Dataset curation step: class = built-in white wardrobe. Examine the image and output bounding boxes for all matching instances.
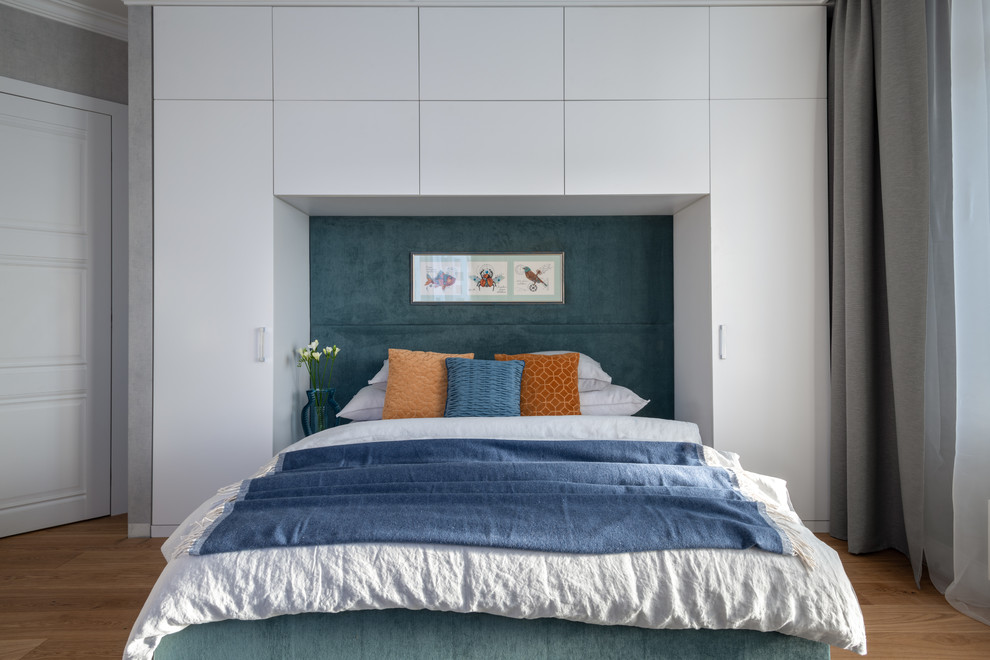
[143,1,828,534]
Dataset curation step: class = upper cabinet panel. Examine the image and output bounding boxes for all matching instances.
[154,7,272,100]
[565,101,709,196]
[565,8,708,100]
[420,8,563,100]
[421,101,563,195]
[274,101,419,196]
[274,8,418,100]
[710,7,826,99]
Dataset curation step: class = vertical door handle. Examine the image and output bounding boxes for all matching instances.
[258,327,272,363]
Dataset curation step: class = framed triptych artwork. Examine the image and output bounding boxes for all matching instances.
[410,252,564,304]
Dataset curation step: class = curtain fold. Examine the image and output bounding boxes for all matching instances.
[922,0,956,594]
[828,0,930,582]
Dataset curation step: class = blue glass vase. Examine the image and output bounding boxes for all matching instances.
[301,388,340,436]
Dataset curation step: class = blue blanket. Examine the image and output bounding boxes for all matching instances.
[190,439,791,558]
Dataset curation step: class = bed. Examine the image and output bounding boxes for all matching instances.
[125,414,866,659]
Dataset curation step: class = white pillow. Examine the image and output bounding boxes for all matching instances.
[369,351,612,393]
[368,360,389,391]
[580,384,649,416]
[337,385,385,421]
[532,351,612,392]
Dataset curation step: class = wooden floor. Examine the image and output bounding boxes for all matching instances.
[0,515,166,660]
[1,516,988,659]
[818,534,990,659]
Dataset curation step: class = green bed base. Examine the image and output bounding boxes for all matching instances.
[154,609,829,659]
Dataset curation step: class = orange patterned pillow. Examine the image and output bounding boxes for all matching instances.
[494,352,581,416]
[382,349,474,419]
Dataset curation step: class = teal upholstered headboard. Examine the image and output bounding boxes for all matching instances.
[310,215,673,419]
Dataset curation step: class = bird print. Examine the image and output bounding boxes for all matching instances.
[522,266,548,288]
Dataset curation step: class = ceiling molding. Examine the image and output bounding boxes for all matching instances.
[3,0,128,41]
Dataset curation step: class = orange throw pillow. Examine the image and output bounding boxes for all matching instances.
[382,349,474,419]
[494,352,581,416]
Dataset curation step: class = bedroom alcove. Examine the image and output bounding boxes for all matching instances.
[134,2,828,538]
[282,195,707,445]
[274,191,726,451]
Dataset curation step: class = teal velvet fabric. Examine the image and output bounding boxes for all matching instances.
[309,216,674,419]
[154,610,830,659]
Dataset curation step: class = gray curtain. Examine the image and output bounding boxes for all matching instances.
[828,0,931,582]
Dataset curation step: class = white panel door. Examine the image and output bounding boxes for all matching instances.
[274,101,419,195]
[565,101,709,195]
[420,7,563,100]
[710,99,829,524]
[154,101,274,528]
[0,92,111,537]
[421,101,563,195]
[565,7,708,100]
[274,7,418,100]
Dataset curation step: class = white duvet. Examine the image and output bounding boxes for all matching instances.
[124,416,867,658]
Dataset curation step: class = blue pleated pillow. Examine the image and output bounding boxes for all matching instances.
[444,357,524,417]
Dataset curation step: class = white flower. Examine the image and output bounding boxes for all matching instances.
[308,340,319,350]
[323,346,332,355]
[298,347,306,356]
[312,351,321,361]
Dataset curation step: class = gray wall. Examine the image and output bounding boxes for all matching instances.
[127,5,153,536]
[0,3,127,105]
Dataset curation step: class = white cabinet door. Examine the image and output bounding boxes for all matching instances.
[154,6,272,100]
[565,7,708,100]
[709,99,829,525]
[420,8,562,100]
[274,7,418,100]
[710,7,826,100]
[421,101,563,195]
[565,101,709,195]
[154,101,274,527]
[274,101,419,195]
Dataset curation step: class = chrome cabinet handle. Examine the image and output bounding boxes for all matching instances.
[257,327,272,363]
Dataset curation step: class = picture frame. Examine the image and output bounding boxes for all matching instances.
[410,252,564,304]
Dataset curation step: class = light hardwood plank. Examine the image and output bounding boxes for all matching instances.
[831,631,990,659]
[819,533,990,658]
[0,639,45,660]
[0,515,165,658]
